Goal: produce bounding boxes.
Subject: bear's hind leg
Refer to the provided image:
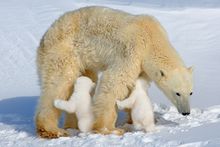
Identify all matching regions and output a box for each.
[35,78,75,138]
[36,47,80,138]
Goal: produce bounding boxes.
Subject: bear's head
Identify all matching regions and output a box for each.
[155,67,193,115]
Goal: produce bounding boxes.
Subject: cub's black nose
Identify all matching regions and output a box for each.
[182,112,190,116]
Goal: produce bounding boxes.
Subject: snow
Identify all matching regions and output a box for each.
[0,0,220,146]
[0,97,220,146]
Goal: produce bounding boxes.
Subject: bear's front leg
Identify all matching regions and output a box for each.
[92,67,139,135]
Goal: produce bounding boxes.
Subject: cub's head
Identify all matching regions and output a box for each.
[155,67,193,115]
[75,76,95,92]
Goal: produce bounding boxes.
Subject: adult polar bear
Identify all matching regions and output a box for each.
[36,6,193,138]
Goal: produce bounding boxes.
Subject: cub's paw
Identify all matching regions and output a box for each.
[144,124,156,133]
[54,99,63,109]
[116,100,124,110]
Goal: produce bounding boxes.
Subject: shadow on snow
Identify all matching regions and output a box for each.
[0,96,178,137]
[0,96,38,136]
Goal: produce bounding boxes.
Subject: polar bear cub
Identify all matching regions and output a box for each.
[54,76,95,133]
[116,78,155,132]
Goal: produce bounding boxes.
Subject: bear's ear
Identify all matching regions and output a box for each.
[156,70,166,80]
[187,66,193,73]
[158,70,167,78]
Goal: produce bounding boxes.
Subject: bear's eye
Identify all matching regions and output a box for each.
[176,92,181,96]
[190,92,193,96]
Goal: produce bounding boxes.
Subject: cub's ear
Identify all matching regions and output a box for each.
[188,66,194,73]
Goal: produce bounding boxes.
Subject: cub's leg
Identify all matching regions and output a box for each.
[143,94,155,132]
[78,117,94,133]
[133,122,142,131]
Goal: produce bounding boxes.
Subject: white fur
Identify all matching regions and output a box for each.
[116,78,155,132]
[54,76,95,132]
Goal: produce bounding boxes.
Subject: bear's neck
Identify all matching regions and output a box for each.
[143,48,185,82]
[139,17,186,82]
[142,33,185,82]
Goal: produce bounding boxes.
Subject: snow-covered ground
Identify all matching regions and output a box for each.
[0,0,220,146]
[0,97,220,146]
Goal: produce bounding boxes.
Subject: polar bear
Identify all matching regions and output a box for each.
[36,6,193,138]
[116,77,155,132]
[54,76,95,133]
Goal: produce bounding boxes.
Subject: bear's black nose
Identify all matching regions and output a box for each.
[182,112,190,116]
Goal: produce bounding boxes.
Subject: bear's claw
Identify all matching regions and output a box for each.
[37,127,69,139]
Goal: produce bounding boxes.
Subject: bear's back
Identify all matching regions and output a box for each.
[76,6,135,37]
